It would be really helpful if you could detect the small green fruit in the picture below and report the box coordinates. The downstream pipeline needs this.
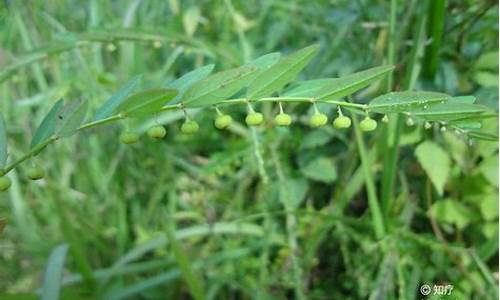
[0,176,11,192]
[309,113,328,128]
[360,117,377,132]
[27,166,45,181]
[181,120,199,134]
[120,132,140,144]
[214,115,232,129]
[406,117,415,127]
[333,116,351,129]
[274,113,292,126]
[147,125,167,139]
[245,112,264,126]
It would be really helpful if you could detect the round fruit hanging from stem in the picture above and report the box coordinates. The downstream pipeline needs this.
[245,102,263,126]
[309,102,328,128]
[274,102,292,126]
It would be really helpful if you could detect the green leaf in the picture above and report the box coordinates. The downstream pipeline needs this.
[0,114,6,169]
[474,51,499,71]
[415,141,450,195]
[453,95,476,104]
[428,199,473,230]
[467,130,499,142]
[245,52,281,69]
[41,244,69,300]
[369,91,450,113]
[30,100,64,149]
[282,78,335,97]
[473,71,499,87]
[282,178,308,208]
[247,44,320,99]
[411,103,490,121]
[56,100,88,137]
[299,129,333,149]
[244,52,281,83]
[183,66,257,107]
[119,89,178,117]
[93,75,142,121]
[479,155,499,187]
[479,194,499,221]
[300,156,337,183]
[316,65,394,101]
[165,64,214,104]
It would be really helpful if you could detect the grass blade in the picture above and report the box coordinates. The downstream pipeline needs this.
[0,114,7,169]
[41,244,69,300]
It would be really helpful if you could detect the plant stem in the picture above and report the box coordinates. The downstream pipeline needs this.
[380,0,400,217]
[352,115,385,239]
[2,96,366,175]
[386,0,397,92]
[270,145,305,300]
[2,136,56,174]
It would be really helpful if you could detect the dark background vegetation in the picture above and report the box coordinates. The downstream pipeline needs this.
[0,0,498,299]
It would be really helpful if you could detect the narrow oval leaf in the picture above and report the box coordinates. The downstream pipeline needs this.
[282,78,335,97]
[244,52,281,84]
[93,75,142,121]
[183,66,257,108]
[165,64,214,104]
[41,244,69,300]
[119,89,178,117]
[247,44,320,99]
[246,52,281,69]
[411,103,489,121]
[0,114,7,169]
[31,99,64,149]
[56,100,88,137]
[453,95,476,104]
[317,65,395,101]
[466,131,499,142]
[369,91,451,113]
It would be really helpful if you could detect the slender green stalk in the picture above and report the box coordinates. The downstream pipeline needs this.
[380,0,400,216]
[352,115,385,239]
[2,136,56,174]
[219,97,367,109]
[423,0,447,78]
[53,195,96,291]
[166,189,205,300]
[270,146,305,300]
[381,0,427,216]
[386,0,397,92]
[1,96,366,175]
[78,114,126,130]
[13,9,48,91]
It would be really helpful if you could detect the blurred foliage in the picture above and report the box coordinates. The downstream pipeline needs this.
[0,0,498,299]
